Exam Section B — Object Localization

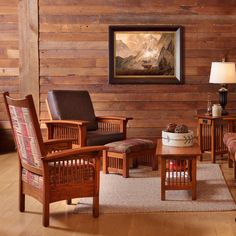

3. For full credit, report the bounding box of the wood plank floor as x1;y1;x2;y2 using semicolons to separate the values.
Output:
0;152;236;236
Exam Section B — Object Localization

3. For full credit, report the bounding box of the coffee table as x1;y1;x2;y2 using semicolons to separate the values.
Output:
157;139;201;200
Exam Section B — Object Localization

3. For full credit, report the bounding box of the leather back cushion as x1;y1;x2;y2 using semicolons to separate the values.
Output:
47;90;98;131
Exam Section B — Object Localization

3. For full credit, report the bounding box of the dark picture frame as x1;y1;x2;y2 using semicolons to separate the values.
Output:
109;25;183;84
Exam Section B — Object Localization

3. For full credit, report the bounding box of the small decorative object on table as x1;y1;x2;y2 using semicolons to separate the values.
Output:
206;93;212;115
162;123;194;147
166;123;177;132
212;104;222;117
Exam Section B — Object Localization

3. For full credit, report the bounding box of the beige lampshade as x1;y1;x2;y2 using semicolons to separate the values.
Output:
209;62;236;84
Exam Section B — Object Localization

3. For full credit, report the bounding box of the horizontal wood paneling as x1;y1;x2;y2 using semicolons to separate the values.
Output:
38;3;236;16
0;0;18;142
38;0;236;139
2;0;235;143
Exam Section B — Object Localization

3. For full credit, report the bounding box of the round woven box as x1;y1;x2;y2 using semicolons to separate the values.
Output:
162;130;194;147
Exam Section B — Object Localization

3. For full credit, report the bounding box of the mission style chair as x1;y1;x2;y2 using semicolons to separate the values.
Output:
45;90;132;147
3;92;107;227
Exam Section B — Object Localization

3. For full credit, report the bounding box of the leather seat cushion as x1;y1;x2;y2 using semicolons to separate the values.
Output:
87;131;124;146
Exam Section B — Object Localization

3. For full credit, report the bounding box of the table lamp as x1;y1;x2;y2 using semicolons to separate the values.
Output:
209;61;236;115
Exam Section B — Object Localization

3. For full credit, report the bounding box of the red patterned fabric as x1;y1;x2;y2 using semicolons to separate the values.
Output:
105;138;155;154
223;132;236;155
22;168;43;189
9;105;42;168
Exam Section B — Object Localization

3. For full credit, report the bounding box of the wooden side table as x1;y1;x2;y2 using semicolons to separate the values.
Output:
157;140;201;201
197;114;236;163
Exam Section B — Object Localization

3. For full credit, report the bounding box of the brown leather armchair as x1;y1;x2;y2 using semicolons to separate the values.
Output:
45;90;132;147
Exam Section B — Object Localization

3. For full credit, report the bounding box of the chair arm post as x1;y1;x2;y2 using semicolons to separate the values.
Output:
46;123;53;139
120;120;128;139
78;125;87;147
45;120;89;147
120;118;132;139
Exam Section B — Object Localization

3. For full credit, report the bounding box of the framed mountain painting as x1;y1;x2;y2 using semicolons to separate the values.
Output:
109;25;183;84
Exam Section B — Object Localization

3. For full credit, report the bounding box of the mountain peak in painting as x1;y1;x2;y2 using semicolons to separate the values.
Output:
116;40;132;58
115;33;175;76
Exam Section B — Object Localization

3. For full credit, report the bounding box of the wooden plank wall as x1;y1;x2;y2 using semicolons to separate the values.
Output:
2;0;236;150
38;0;236;139
0;0;19;129
18;0;39;115
0;0;19;151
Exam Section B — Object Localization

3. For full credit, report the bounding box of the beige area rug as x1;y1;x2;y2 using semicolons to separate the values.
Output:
74;163;236;213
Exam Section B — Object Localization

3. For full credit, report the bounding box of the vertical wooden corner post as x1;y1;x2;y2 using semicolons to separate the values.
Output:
18;0;39;115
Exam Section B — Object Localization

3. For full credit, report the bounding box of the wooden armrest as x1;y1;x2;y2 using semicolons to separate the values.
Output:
96;116;133;121
45;120;89;126
45;120;89;146
44;138;77;153
44;138;76;145
43;146;108;161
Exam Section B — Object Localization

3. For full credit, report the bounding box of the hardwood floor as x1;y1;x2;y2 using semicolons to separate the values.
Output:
0;152;236;236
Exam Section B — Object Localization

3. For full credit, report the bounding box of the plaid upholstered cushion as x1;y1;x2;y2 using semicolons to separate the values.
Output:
223;132;236;154
22;168;43;189
223;133;236;146
9;105;42;168
105;138;155;154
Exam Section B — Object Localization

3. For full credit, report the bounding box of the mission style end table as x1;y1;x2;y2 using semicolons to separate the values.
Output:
157;140;201;201
197;114;236;163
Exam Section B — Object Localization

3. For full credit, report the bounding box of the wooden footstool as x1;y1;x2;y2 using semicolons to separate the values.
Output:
103;138;158;178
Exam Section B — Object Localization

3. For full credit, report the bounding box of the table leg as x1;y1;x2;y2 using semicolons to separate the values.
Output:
188;160;192;181
191;157;197;200
161;157;166;201
198;123;203;161
211;120;216;163
123;155;129;178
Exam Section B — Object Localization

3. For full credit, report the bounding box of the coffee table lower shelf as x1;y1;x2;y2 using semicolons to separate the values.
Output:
157;140;201;201
160;157;197;200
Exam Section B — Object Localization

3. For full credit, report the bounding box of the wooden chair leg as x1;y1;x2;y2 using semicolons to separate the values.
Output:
234;160;236;180
132;157;138;168
229;152;234;168
152;154;158;171
93;196;99;217
19;179;25;212
199;154;203;161
67;199;72;205
102;150;108;174
43;201;49;227
19;192;25;212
